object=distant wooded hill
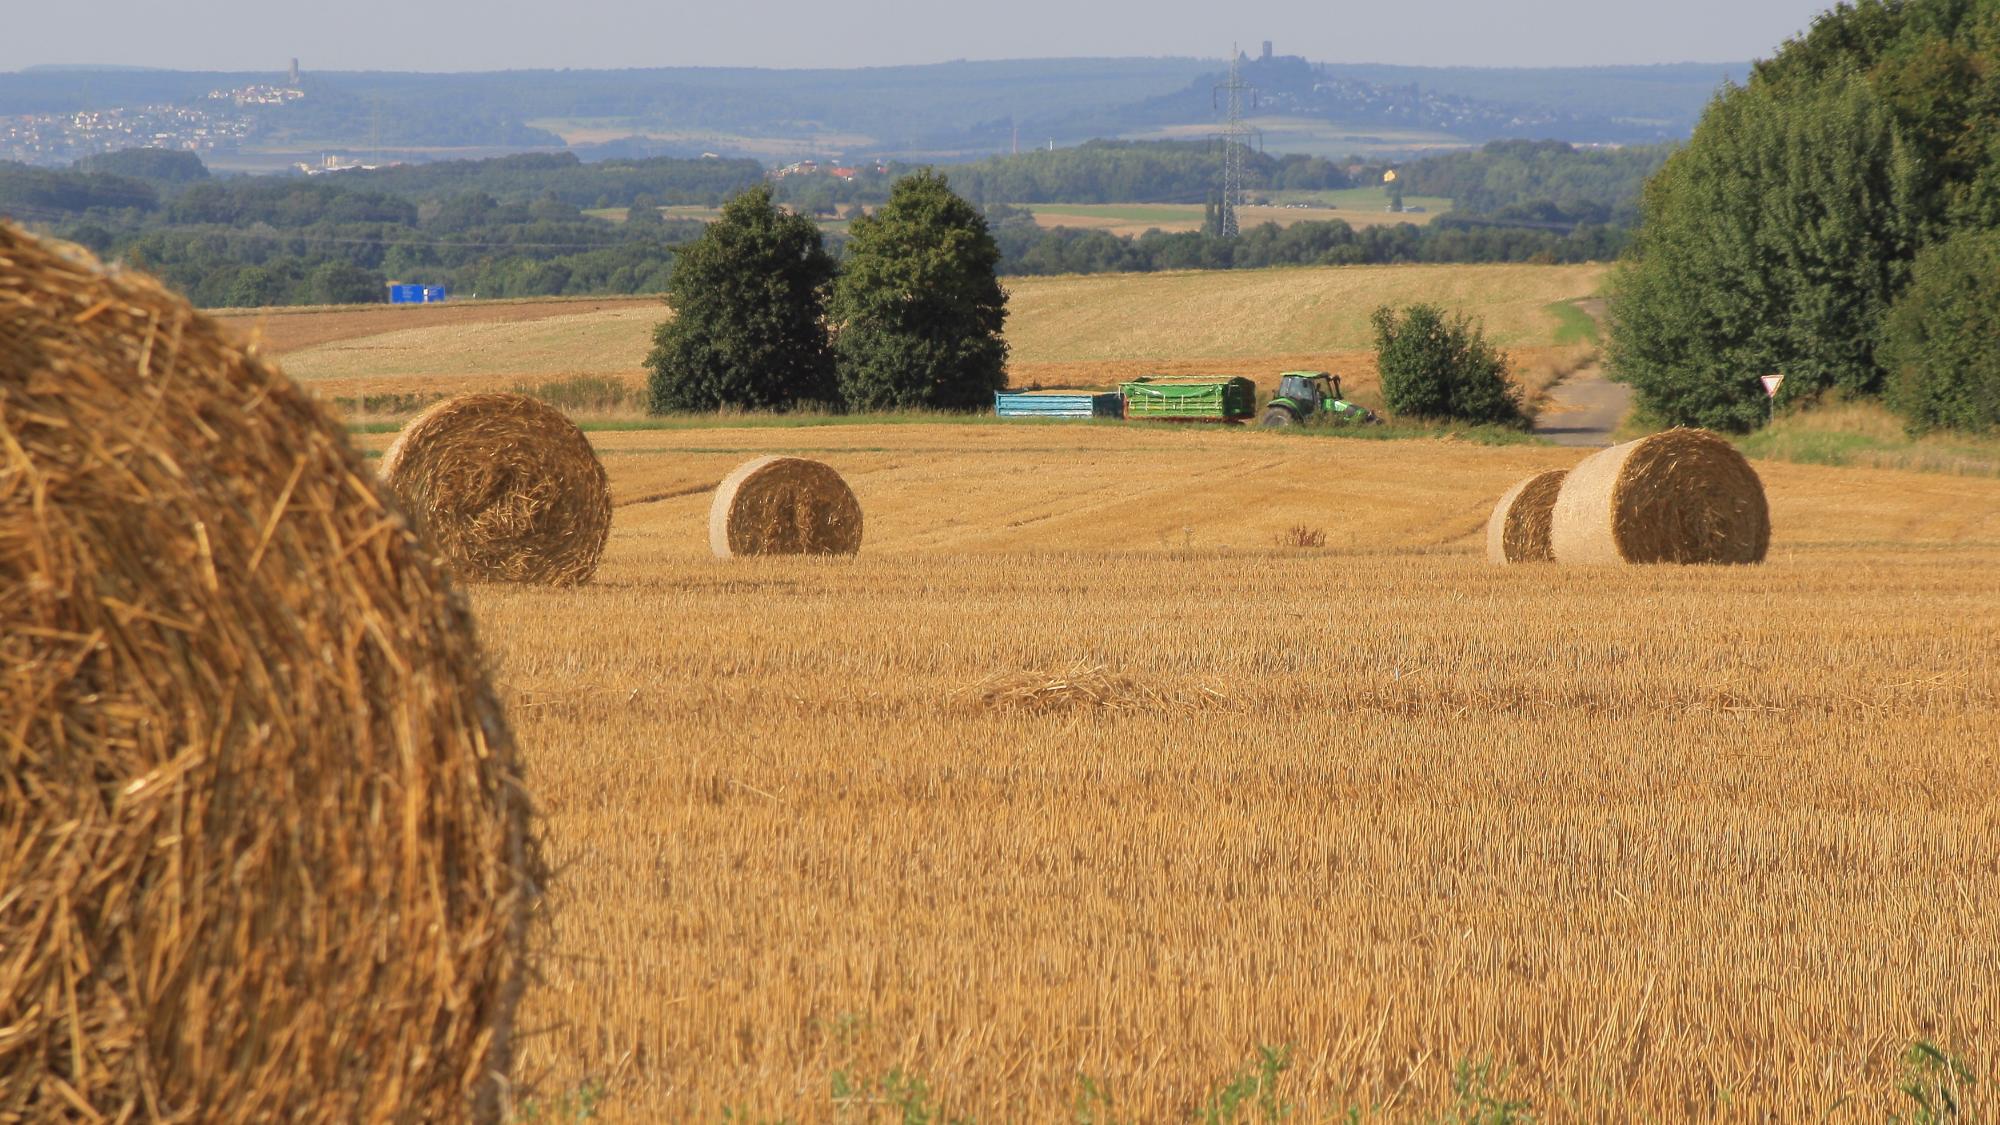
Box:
[1,55,1744,164]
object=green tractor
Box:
[1259,371,1380,428]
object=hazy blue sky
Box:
[5,0,1829,73]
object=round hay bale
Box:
[1485,469,1568,563]
[0,223,541,1123]
[708,456,863,557]
[1549,427,1771,565]
[379,392,610,585]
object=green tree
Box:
[626,193,664,226]
[308,261,384,305]
[832,170,1008,410]
[645,184,838,413]
[1371,303,1524,426]
[1607,74,1922,430]
[1881,228,2000,433]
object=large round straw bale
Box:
[709,455,863,557]
[379,392,611,585]
[1549,427,1771,565]
[1486,468,1569,563]
[0,223,540,1122]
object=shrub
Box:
[1881,228,2000,434]
[1371,302,1525,426]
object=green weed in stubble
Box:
[509,1077,606,1123]
[1433,1057,1533,1125]
[1892,1040,1976,1123]
[1195,1044,1296,1124]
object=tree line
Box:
[986,206,1625,275]
[1,137,1655,307]
[1388,139,1671,223]
[937,140,1359,204]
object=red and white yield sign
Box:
[1760,374,1785,399]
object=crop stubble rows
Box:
[433,426,2000,1120]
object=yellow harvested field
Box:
[214,294,657,354]
[260,263,1605,402]
[276,304,663,386]
[340,420,2000,1119]
[1004,264,1604,363]
[1025,202,1438,235]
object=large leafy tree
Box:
[1609,0,2000,431]
[832,171,1008,411]
[1609,76,1921,430]
[646,184,838,413]
[1881,228,2000,432]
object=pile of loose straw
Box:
[0,223,541,1122]
[381,392,612,584]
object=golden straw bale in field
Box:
[380,392,611,585]
[0,223,541,1123]
[1550,427,1770,565]
[1486,469,1568,563]
[709,455,863,557]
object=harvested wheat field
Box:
[244,264,1603,406]
[349,420,2000,1120]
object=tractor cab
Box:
[1262,371,1374,427]
[1276,372,1339,412]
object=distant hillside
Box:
[1321,62,1749,130]
[1,55,1746,169]
[1093,54,1745,148]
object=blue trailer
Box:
[388,284,448,304]
[994,390,1123,419]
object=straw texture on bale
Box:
[0,223,541,1123]
[1485,469,1568,563]
[380,392,610,585]
[709,455,863,557]
[1550,427,1771,565]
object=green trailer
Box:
[1119,376,1258,422]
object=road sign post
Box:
[1760,374,1785,426]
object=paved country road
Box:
[1534,363,1635,447]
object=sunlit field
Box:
[222,263,1606,409]
[342,420,2000,1120]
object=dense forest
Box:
[1,137,1650,305]
[1391,140,1670,222]
[984,206,1625,275]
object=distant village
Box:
[771,160,890,181]
[0,81,302,166]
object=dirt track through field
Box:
[1534,362,1634,446]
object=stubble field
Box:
[223,263,2000,1119]
[220,263,1605,409]
[334,419,2000,1121]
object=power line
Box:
[1211,46,1260,239]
